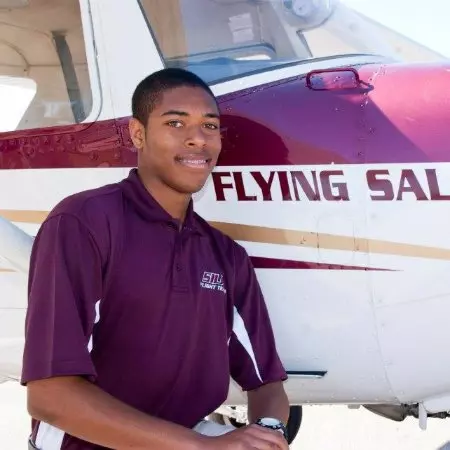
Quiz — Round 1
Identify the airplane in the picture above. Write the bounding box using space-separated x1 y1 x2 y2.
1 0 450 444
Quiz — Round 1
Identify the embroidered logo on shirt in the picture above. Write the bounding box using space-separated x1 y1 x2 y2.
201 271 227 294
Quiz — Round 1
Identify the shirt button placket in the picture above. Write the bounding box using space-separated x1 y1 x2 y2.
172 233 187 292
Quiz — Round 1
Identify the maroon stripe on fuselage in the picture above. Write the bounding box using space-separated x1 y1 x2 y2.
2 61 450 169
0 112 446 170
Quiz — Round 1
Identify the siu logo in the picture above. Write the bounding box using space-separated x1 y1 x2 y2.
201 271 227 294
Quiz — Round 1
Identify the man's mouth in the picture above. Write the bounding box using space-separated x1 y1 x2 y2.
175 156 211 169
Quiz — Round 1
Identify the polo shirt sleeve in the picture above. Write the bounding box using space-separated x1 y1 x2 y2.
228 245 288 392
21 213 102 385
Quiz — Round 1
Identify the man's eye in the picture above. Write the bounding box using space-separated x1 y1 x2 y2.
167 120 183 128
204 123 219 130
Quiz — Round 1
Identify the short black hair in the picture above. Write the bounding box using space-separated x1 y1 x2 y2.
131 68 217 126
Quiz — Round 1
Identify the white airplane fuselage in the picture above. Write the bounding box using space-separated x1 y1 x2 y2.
1 0 450 427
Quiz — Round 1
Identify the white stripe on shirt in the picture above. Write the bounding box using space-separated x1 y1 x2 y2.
232 306 263 383
34 299 101 449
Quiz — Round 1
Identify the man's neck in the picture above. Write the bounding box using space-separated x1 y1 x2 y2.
137 168 191 224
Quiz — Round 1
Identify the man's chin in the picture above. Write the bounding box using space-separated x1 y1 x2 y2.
171 180 209 196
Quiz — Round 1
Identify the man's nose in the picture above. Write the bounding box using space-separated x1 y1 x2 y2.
185 126 207 148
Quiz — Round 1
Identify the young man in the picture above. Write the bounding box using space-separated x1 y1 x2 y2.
21 68 290 450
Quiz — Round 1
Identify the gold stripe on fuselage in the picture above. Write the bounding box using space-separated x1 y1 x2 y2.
1 209 450 262
0 210 48 224
210 222 450 261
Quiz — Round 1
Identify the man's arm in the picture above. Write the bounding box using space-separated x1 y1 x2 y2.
228 244 290 424
247 381 290 424
22 213 206 450
28 376 289 450
27 376 207 450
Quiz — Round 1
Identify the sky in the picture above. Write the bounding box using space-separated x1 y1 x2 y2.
342 0 450 58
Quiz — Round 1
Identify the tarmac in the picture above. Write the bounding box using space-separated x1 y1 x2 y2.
1 381 449 449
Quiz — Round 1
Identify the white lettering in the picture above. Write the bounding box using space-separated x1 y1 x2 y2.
200 271 227 295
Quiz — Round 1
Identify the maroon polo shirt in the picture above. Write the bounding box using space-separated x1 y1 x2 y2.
21 168 287 450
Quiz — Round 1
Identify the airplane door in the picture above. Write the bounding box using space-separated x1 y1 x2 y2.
0 0 118 383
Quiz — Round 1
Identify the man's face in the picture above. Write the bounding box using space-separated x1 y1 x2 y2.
130 86 221 195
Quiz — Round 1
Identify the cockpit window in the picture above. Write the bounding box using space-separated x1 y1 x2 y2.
139 0 443 85
0 0 93 132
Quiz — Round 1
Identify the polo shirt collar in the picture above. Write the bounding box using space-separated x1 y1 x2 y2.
120 168 202 234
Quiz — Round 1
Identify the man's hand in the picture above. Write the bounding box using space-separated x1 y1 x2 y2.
205 424 289 450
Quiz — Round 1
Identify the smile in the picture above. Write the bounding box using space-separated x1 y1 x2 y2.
175 157 211 169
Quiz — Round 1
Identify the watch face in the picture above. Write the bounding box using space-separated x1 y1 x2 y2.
260 417 282 427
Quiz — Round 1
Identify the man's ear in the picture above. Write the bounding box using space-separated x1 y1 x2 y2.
129 117 146 150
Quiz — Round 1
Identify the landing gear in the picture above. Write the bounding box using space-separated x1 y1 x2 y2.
211 405 303 444
363 403 450 431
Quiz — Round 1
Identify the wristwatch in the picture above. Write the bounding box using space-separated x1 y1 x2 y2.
255 417 288 441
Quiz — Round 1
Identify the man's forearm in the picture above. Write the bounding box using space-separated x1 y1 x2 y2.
27 376 207 450
247 381 290 424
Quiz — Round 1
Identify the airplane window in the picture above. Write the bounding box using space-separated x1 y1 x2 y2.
0 76 36 132
140 0 444 85
0 0 93 132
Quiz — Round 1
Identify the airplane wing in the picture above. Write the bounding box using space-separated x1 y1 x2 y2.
0 216 33 384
